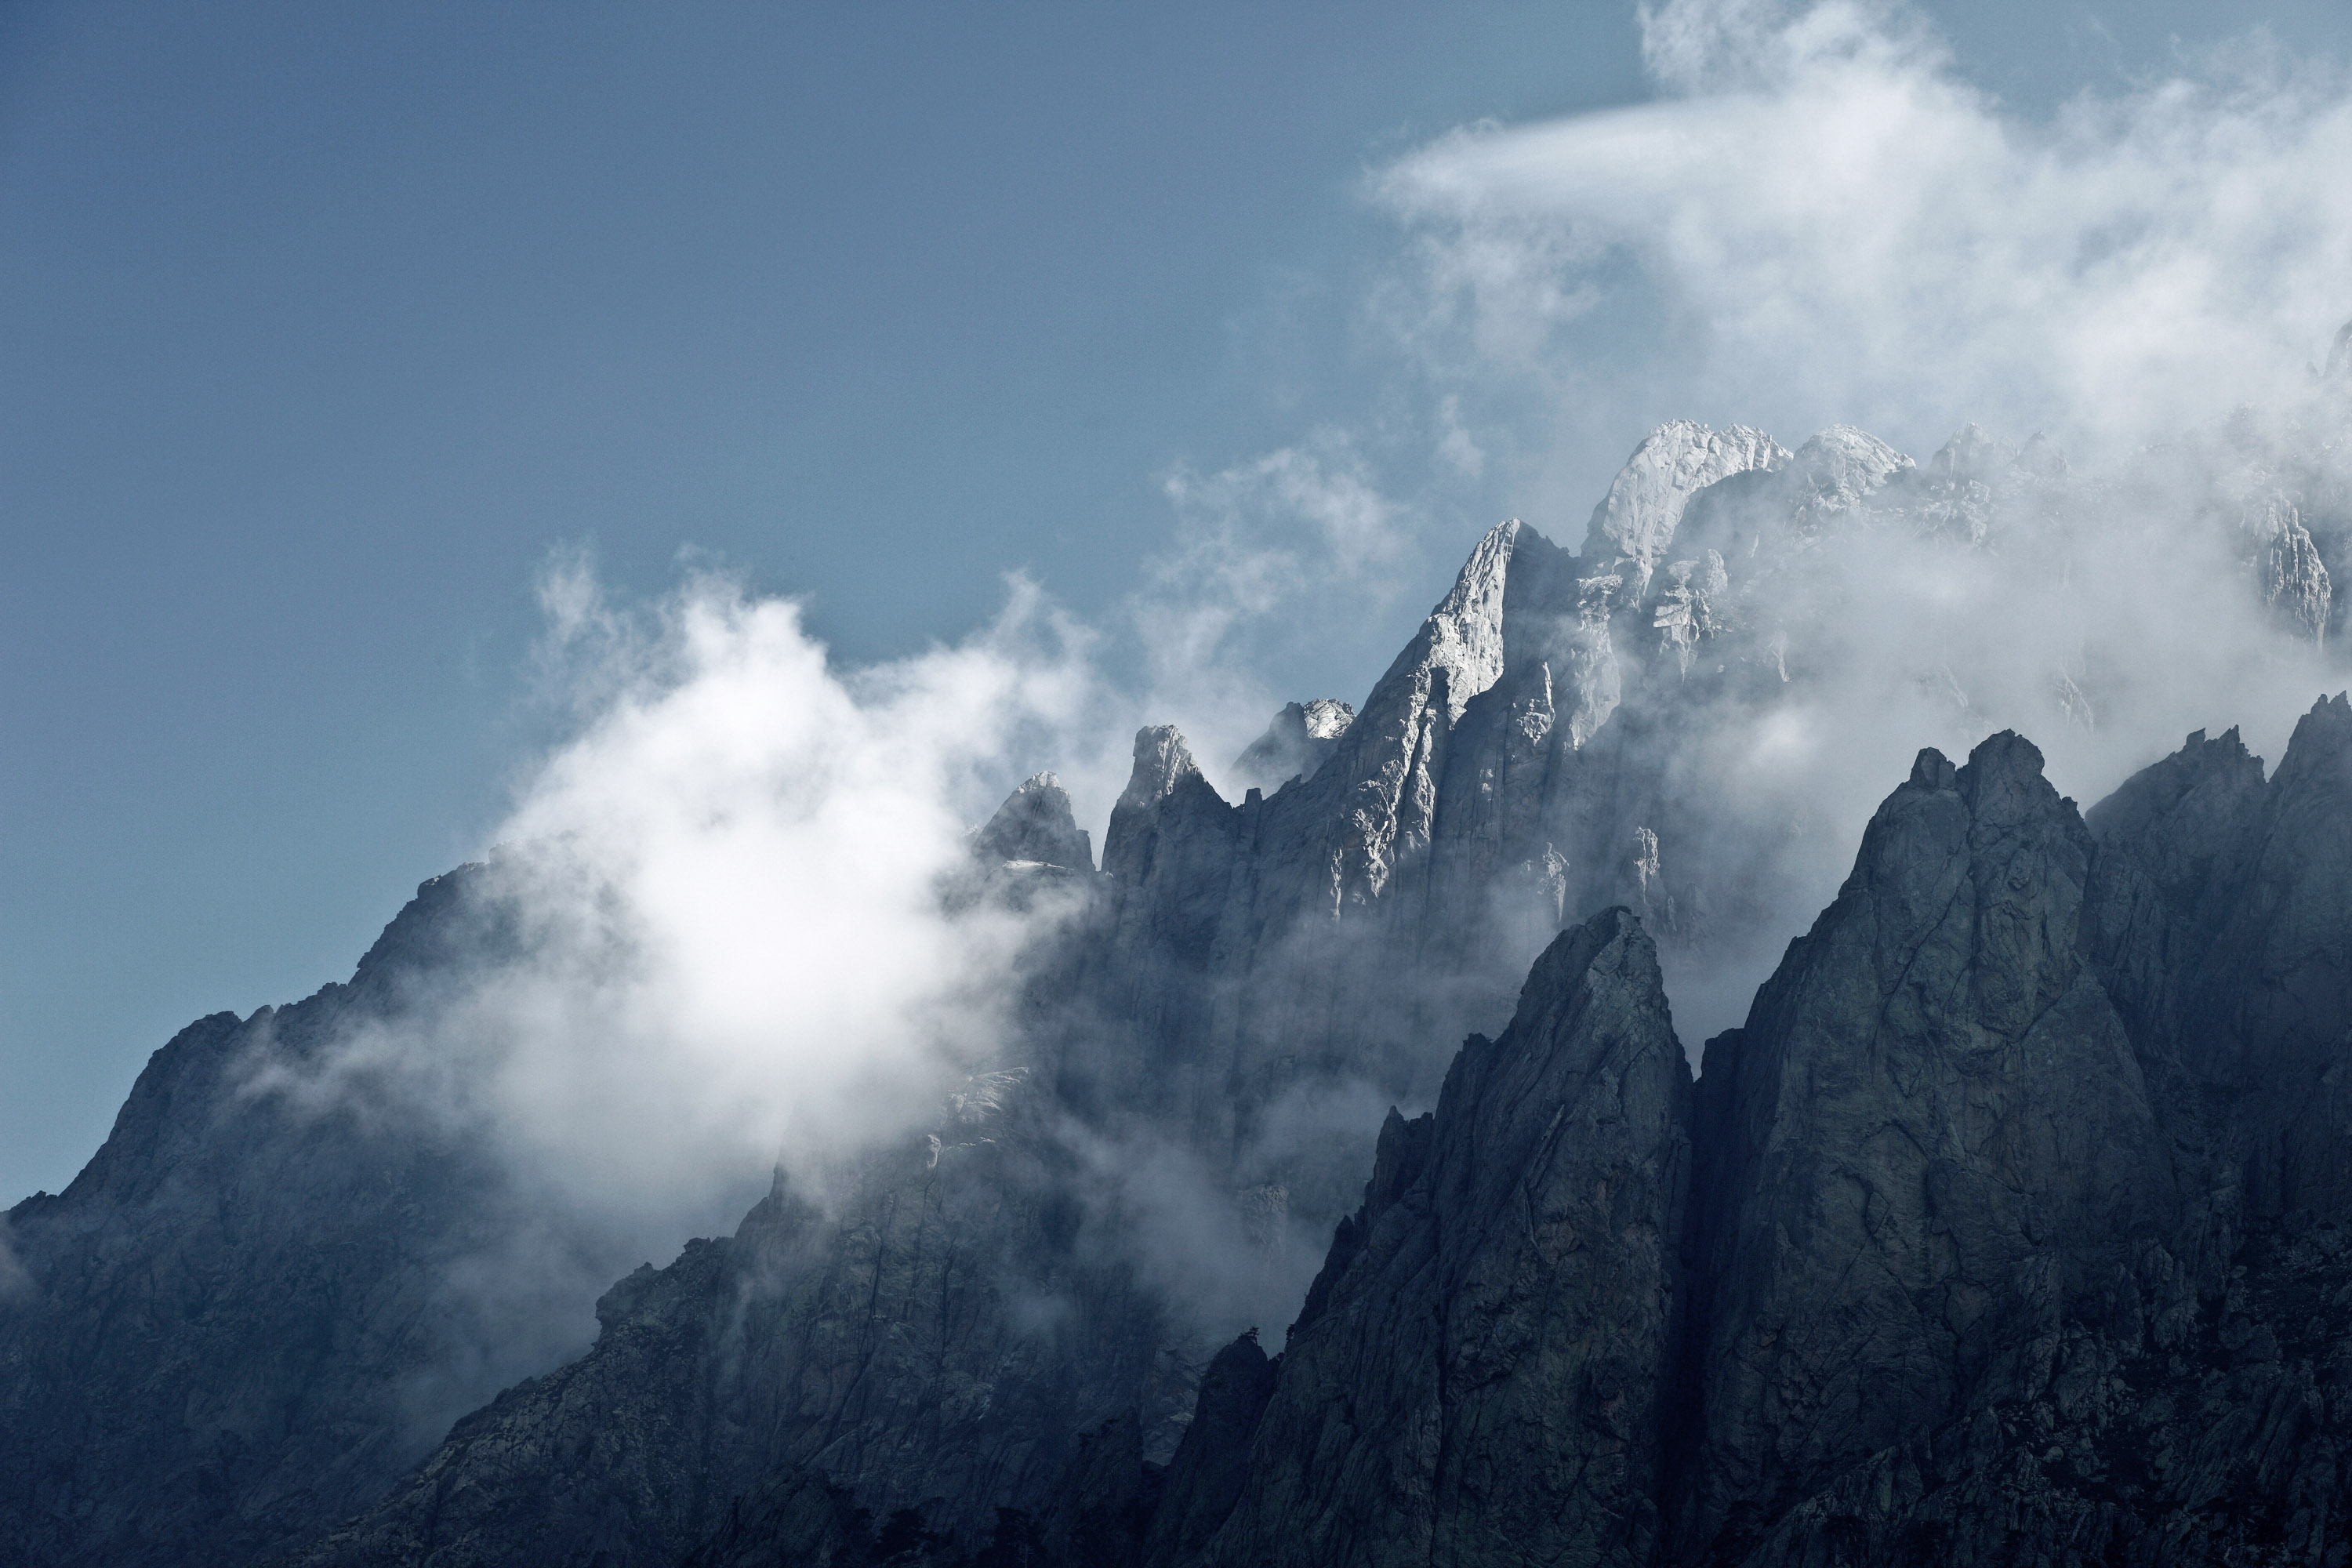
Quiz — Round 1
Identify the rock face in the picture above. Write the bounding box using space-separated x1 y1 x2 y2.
1678 734 2176 1556
1138 1333 1278 1568
973 771 1096 873
1581 420 1790 594
1190 909 1691 1568
1131 719 2352 1566
0 871 600 1568
2234 488 2334 648
285 1120 1187 1568
2086 698 2352 1223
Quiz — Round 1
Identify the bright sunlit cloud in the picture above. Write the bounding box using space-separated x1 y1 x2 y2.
1380 0 2352 460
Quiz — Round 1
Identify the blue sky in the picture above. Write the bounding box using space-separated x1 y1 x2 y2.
6 0 2351 1202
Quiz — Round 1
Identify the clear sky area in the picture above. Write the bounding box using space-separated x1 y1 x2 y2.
7 0 2352 1202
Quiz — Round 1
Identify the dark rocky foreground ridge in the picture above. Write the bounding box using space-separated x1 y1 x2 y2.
1180 720 2352 1567
8 407 2352 1566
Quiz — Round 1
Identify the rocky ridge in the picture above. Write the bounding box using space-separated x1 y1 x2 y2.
0 870 586 1568
1230 700 1356 796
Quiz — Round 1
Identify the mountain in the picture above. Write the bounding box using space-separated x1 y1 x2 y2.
0 870 601 1568
5 401 2352 1566
1123 717 2352 1565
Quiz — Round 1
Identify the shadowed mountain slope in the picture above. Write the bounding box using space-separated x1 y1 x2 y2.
1138 720 2352 1567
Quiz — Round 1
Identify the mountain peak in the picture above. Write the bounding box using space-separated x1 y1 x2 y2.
1181 902 1690 1566
973 771 1094 872
1116 724 1203 814
1580 420 1789 589
1785 423 1914 524
1230 699 1356 794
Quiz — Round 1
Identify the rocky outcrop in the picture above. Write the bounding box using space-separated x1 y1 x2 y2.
1671 713 2352 1563
1679 733 2179 1556
963 771 1100 913
287 1109 1189 1568
1231 701 1355 795
1581 421 1789 595
2078 724 2269 1060
2234 489 2335 648
975 771 1096 872
2089 696 2352 1223
1189 908 1690 1568
1138 1333 1276 1568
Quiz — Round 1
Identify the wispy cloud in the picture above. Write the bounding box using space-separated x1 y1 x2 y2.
1132 436 1434 792
1378 0 2352 462
250 561 1103 1235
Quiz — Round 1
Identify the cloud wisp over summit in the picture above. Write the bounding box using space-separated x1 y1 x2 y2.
1379 0 2352 466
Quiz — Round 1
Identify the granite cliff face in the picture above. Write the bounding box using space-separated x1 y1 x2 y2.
9 405 2352 1568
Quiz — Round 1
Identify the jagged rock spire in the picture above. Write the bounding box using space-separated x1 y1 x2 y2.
1181 907 1690 1568
972 771 1094 872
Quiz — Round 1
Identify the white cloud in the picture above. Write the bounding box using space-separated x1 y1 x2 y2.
250 563 1102 1232
1378 0 2352 463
